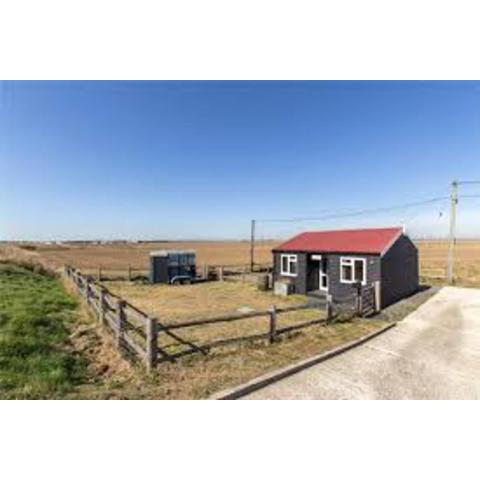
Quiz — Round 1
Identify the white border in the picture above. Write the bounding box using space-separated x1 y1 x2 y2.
2 1 480 79
340 256 367 285
280 254 298 277
1 401 478 480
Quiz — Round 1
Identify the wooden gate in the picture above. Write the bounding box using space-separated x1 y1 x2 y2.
360 285 376 317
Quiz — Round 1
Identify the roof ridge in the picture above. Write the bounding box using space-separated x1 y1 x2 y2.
299 226 402 234
274 226 405 255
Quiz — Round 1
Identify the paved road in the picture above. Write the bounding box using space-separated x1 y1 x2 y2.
246 287 480 399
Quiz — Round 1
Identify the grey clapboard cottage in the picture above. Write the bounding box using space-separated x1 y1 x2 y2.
272 227 419 308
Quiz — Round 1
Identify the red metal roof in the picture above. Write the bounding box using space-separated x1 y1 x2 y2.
273 227 403 255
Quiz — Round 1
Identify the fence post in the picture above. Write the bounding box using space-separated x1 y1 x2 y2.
99 287 107 325
76 273 81 291
97 266 102 281
115 300 126 349
127 264 132 281
146 316 158 372
85 277 92 306
268 305 277 344
218 266 224 282
325 294 333 321
355 283 362 316
373 280 381 312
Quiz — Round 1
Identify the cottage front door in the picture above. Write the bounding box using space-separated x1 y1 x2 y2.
319 259 328 292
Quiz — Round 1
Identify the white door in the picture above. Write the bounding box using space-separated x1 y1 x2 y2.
319 260 328 292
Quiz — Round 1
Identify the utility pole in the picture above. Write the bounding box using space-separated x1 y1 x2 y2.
250 219 256 272
447 180 458 284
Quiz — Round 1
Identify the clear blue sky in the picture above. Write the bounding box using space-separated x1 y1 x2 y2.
1 81 479 240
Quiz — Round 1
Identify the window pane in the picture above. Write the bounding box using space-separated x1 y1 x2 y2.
354 260 364 283
282 256 288 272
290 258 297 274
342 264 353 281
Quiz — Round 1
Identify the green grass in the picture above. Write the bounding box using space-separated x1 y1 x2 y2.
0 263 87 399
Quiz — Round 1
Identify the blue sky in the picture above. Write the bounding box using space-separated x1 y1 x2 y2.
1 81 479 240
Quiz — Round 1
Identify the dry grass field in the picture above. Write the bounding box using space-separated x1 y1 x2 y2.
28 240 275 271
103 280 323 353
22 238 480 286
104 280 303 321
416 239 480 286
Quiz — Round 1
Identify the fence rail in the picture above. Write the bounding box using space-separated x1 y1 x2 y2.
78 262 272 282
65 264 156 369
71 261 451 285
64 264 332 371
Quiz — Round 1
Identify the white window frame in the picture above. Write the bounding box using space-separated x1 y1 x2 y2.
340 257 367 285
280 254 298 277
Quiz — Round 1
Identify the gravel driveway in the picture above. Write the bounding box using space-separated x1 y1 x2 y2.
246 287 480 399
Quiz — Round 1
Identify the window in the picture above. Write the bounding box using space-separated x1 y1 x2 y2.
340 257 366 285
280 254 298 276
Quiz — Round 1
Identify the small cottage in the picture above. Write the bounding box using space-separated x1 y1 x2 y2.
272 227 419 308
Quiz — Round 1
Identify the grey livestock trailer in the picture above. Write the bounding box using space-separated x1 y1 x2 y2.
149 250 196 284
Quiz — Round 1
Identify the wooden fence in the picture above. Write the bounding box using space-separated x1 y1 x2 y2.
64 264 331 371
86 262 272 282
359 284 376 317
330 281 381 318
65 265 158 370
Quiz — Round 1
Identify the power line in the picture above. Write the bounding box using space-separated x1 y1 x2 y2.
458 194 480 199
249 189 479 273
248 194 450 271
255 196 450 224
250 190 480 272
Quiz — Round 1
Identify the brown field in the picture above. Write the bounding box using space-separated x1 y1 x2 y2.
29 240 276 271
416 239 480 286
25 239 480 286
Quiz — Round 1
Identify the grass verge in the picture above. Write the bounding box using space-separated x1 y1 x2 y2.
0 263 87 399
70 317 389 399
